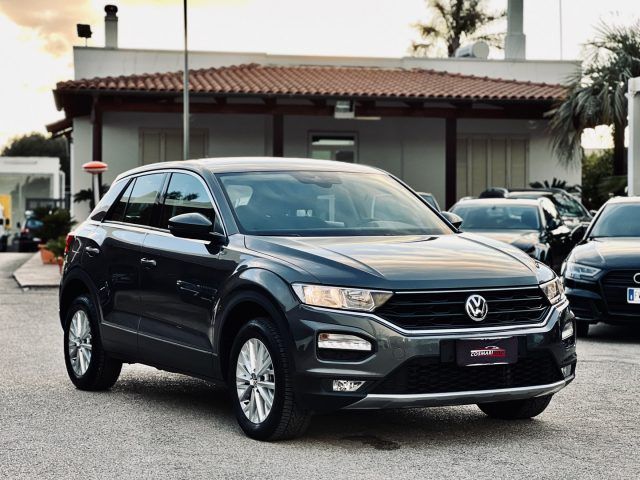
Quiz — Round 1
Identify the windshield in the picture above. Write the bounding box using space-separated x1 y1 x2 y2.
590 203 640 237
511 192 586 217
217 171 452 236
451 204 540 230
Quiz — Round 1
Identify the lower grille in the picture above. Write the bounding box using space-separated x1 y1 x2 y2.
376 287 550 330
371 353 562 395
602 270 640 316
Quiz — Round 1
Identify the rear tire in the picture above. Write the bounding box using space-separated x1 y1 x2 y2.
228 317 311 441
477 394 553 420
576 322 590 338
63 295 122 391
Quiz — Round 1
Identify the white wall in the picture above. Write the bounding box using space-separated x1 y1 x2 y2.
74 47 579 85
70 112 578 221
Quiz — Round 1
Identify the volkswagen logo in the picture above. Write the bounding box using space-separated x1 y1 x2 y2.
465 294 488 322
634 273 640 285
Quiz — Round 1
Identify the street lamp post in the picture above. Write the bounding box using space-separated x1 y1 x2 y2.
82 161 108 210
183 0 190 161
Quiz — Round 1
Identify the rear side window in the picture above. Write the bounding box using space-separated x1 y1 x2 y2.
122 173 165 226
105 180 135 223
158 173 215 229
90 179 128 221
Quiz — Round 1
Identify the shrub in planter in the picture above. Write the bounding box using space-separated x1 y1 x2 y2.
45 236 67 273
36 208 75 265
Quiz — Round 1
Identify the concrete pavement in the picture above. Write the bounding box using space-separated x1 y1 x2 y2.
12 252 60 289
0 253 638 479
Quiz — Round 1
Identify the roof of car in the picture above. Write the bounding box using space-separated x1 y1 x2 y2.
452 198 541 208
114 157 382 181
605 196 640 205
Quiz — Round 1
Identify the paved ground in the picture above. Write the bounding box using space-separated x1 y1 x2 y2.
12 252 61 288
1 252 639 479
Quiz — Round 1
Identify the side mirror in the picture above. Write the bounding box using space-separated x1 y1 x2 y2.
168 213 225 243
589 209 598 217
441 211 463 229
570 223 588 244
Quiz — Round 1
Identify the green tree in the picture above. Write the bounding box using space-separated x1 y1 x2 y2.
1 132 69 182
411 0 505 57
548 22 640 175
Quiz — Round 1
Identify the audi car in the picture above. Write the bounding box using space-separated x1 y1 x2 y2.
59 158 576 440
562 197 640 336
450 198 573 271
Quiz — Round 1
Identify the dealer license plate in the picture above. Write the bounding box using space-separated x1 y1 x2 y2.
456 337 518 366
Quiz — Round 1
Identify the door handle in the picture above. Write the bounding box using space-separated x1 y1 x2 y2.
84 246 100 257
140 257 157 268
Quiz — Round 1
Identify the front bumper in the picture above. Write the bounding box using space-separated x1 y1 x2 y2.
344 378 571 409
287 299 577 412
565 277 640 325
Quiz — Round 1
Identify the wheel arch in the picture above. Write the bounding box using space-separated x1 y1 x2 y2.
59 268 101 328
214 268 299 382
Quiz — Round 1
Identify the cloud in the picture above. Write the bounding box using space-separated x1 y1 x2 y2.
0 0 99 56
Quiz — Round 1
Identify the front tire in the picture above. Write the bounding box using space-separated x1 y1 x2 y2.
63 295 122 390
229 318 311 441
477 394 553 420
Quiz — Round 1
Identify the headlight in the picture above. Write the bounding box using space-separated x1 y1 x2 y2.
540 277 565 305
292 284 392 312
563 262 601 281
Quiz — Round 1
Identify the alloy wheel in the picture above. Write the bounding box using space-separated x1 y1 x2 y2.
68 309 93 377
235 338 276 424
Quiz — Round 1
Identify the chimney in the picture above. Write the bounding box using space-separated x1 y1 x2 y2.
505 0 525 60
104 4 118 48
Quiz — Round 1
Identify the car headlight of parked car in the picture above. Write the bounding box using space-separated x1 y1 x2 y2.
292 284 393 312
540 277 566 306
562 262 601 282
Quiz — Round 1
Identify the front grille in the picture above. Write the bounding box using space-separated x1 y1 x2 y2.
376 287 550 330
601 270 640 316
371 352 562 395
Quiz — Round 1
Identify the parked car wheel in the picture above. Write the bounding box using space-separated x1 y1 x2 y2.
229 318 311 441
576 322 590 338
63 295 122 390
477 394 553 420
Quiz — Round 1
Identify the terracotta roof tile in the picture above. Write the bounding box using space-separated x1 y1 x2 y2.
55 63 566 101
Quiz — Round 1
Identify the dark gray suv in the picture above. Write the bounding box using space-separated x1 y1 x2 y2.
60 158 576 440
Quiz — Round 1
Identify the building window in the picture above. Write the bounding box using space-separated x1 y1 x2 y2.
456 137 529 199
139 129 208 165
309 134 357 163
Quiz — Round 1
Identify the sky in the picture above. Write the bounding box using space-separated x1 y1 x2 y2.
0 0 638 149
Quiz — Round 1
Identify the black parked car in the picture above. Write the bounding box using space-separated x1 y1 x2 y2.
17 215 44 252
450 198 573 271
60 158 576 440
562 197 640 337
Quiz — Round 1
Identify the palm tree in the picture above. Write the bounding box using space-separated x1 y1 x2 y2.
411 0 505 57
548 22 640 175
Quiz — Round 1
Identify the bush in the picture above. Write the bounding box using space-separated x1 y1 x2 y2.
582 151 627 210
45 236 67 259
36 208 75 244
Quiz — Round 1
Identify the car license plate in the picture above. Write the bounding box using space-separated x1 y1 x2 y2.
627 288 640 304
456 337 518 367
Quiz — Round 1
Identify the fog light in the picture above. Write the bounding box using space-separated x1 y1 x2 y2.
318 333 372 351
561 321 575 341
332 380 365 392
561 365 572 377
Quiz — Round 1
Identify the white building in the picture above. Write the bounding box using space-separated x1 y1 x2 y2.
48 2 581 221
0 156 65 227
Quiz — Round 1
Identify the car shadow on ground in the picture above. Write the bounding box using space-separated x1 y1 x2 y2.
584 323 640 344
104 367 568 448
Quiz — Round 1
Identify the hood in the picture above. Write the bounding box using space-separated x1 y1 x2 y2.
244 233 540 290
464 230 540 251
571 238 640 269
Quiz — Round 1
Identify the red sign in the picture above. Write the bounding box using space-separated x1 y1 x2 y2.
82 161 108 174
